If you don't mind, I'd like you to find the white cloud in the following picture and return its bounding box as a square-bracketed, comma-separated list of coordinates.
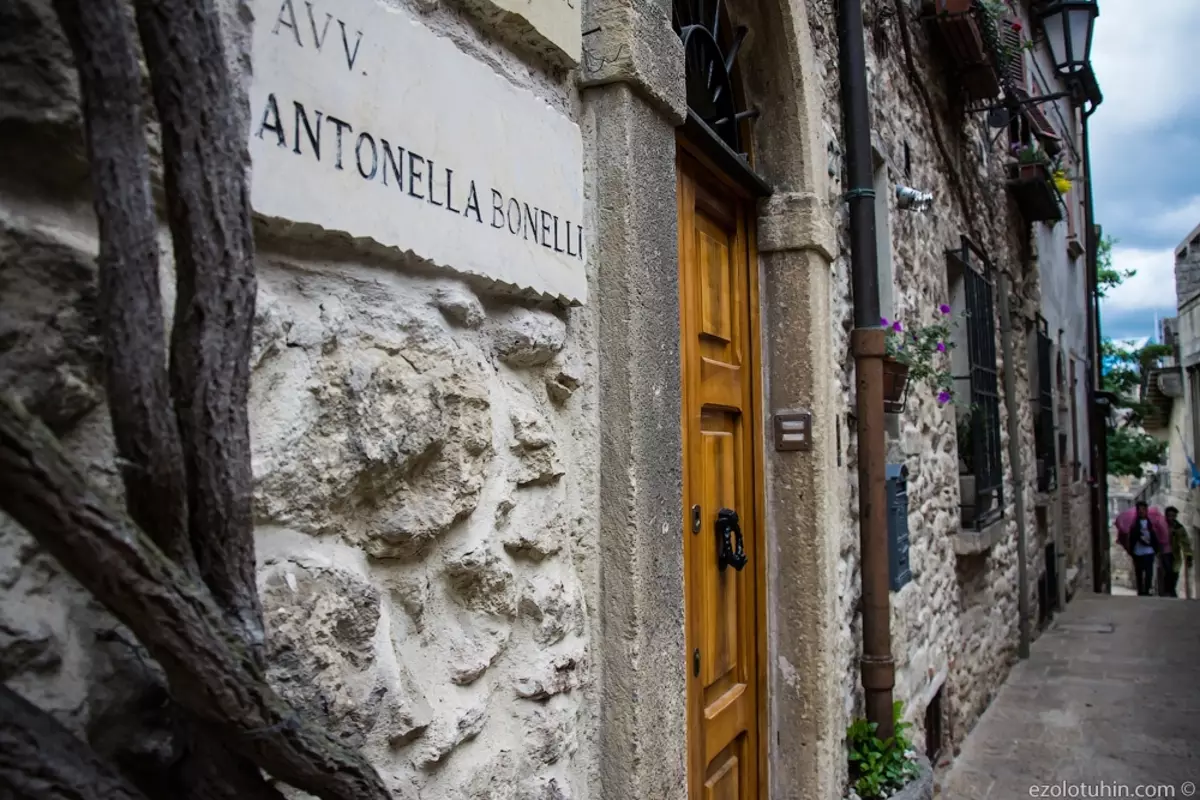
[1147, 195, 1200, 243]
[1104, 195, 1200, 249]
[1090, 0, 1200, 138]
[1100, 246, 1179, 313]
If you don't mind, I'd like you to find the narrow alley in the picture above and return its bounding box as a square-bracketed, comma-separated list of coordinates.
[940, 595, 1200, 798]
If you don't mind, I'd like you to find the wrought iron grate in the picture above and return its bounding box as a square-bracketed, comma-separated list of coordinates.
[950, 237, 1004, 530]
[1035, 318, 1057, 493]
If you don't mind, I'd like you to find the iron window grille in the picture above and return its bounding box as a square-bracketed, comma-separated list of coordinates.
[672, 0, 771, 197]
[949, 237, 1004, 531]
[1035, 318, 1057, 493]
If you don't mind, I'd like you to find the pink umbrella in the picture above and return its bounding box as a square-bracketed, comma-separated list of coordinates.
[1115, 506, 1170, 552]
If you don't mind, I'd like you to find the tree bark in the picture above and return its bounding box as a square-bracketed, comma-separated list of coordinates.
[48, 8, 288, 800]
[50, 0, 192, 575]
[0, 684, 150, 800]
[132, 0, 263, 659]
[0, 396, 391, 800]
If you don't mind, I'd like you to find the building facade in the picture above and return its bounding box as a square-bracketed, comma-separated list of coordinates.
[1122, 226, 1200, 597]
[0, 0, 1102, 798]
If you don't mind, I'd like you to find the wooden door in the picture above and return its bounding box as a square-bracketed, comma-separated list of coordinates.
[677, 144, 764, 800]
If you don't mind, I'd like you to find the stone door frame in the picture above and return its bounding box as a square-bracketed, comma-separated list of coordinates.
[581, 0, 843, 794]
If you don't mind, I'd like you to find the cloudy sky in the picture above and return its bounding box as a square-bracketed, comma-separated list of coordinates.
[1091, 0, 1200, 341]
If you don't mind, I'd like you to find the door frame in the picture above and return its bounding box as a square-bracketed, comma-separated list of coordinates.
[676, 130, 770, 799]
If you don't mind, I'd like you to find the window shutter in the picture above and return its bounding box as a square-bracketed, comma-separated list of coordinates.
[999, 16, 1026, 88]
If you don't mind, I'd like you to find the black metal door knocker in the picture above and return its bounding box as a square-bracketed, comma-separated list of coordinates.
[715, 508, 747, 571]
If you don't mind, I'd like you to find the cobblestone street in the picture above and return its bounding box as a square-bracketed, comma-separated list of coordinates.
[939, 594, 1200, 799]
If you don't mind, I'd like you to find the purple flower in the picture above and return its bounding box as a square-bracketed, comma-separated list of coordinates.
[937, 390, 953, 405]
[892, 320, 903, 332]
[936, 341, 947, 353]
[939, 303, 952, 315]
[880, 317, 890, 328]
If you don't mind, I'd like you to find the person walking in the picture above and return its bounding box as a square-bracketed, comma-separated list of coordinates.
[1164, 506, 1194, 598]
[1116, 501, 1171, 596]
[1125, 501, 1162, 596]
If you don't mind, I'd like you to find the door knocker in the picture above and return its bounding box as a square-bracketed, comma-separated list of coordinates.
[715, 507, 747, 571]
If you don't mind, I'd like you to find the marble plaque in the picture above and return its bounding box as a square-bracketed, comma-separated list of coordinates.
[249, 0, 587, 304]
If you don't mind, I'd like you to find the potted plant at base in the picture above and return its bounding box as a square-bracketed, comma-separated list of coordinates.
[881, 305, 962, 414]
[846, 702, 930, 800]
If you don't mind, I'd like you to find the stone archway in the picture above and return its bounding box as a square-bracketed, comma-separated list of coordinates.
[716, 0, 846, 796]
[581, 0, 839, 792]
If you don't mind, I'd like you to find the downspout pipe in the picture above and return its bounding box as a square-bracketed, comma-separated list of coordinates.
[998, 273, 1031, 659]
[1082, 99, 1106, 592]
[838, 0, 894, 739]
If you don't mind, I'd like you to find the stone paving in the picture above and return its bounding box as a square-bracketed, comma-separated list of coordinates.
[938, 594, 1200, 799]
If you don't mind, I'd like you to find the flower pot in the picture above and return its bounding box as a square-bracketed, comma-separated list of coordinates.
[1017, 162, 1044, 181]
[882, 358, 910, 413]
[1007, 161, 1063, 223]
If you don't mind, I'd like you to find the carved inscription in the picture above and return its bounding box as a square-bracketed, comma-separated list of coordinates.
[249, 0, 588, 302]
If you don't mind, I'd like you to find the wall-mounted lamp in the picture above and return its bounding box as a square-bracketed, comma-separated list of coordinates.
[1035, 0, 1098, 85]
[896, 185, 933, 212]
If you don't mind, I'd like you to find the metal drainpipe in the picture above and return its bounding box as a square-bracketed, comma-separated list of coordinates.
[1082, 102, 1108, 592]
[998, 273, 1031, 659]
[1055, 330, 1068, 611]
[838, 0, 894, 739]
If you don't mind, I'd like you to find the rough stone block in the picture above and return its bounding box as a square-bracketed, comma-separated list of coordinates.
[577, 0, 686, 124]
[757, 191, 837, 260]
[260, 559, 432, 749]
[493, 307, 567, 367]
[0, 0, 87, 195]
[249, 270, 493, 559]
[0, 214, 101, 433]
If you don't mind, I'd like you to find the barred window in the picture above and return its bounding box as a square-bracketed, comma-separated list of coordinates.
[1034, 318, 1057, 492]
[947, 237, 1004, 531]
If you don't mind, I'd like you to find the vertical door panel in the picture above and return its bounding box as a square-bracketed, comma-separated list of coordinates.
[678, 148, 761, 800]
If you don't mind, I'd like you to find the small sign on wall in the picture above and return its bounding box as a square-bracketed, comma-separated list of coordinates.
[887, 463, 912, 592]
[249, 0, 588, 304]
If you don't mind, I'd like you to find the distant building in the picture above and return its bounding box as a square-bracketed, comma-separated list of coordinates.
[1175, 222, 1200, 308]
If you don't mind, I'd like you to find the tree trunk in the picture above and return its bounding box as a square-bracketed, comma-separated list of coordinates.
[133, 0, 263, 661]
[0, 1, 393, 798]
[0, 396, 391, 800]
[0, 684, 150, 800]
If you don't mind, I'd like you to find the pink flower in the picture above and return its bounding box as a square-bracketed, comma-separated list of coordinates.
[937, 390, 953, 405]
[880, 317, 890, 328]
[936, 341, 947, 353]
[892, 320, 903, 332]
[939, 303, 952, 315]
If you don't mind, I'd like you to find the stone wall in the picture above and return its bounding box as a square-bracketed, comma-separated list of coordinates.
[0, 1, 599, 798]
[807, 0, 1044, 767]
[1065, 481, 1093, 594]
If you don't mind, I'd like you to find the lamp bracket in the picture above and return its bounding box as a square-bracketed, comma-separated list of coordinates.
[972, 90, 1074, 115]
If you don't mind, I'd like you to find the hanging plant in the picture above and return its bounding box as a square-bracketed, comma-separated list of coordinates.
[1051, 168, 1072, 194]
[881, 304, 967, 407]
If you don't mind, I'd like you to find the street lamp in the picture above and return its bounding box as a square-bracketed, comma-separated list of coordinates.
[1036, 0, 1099, 82]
